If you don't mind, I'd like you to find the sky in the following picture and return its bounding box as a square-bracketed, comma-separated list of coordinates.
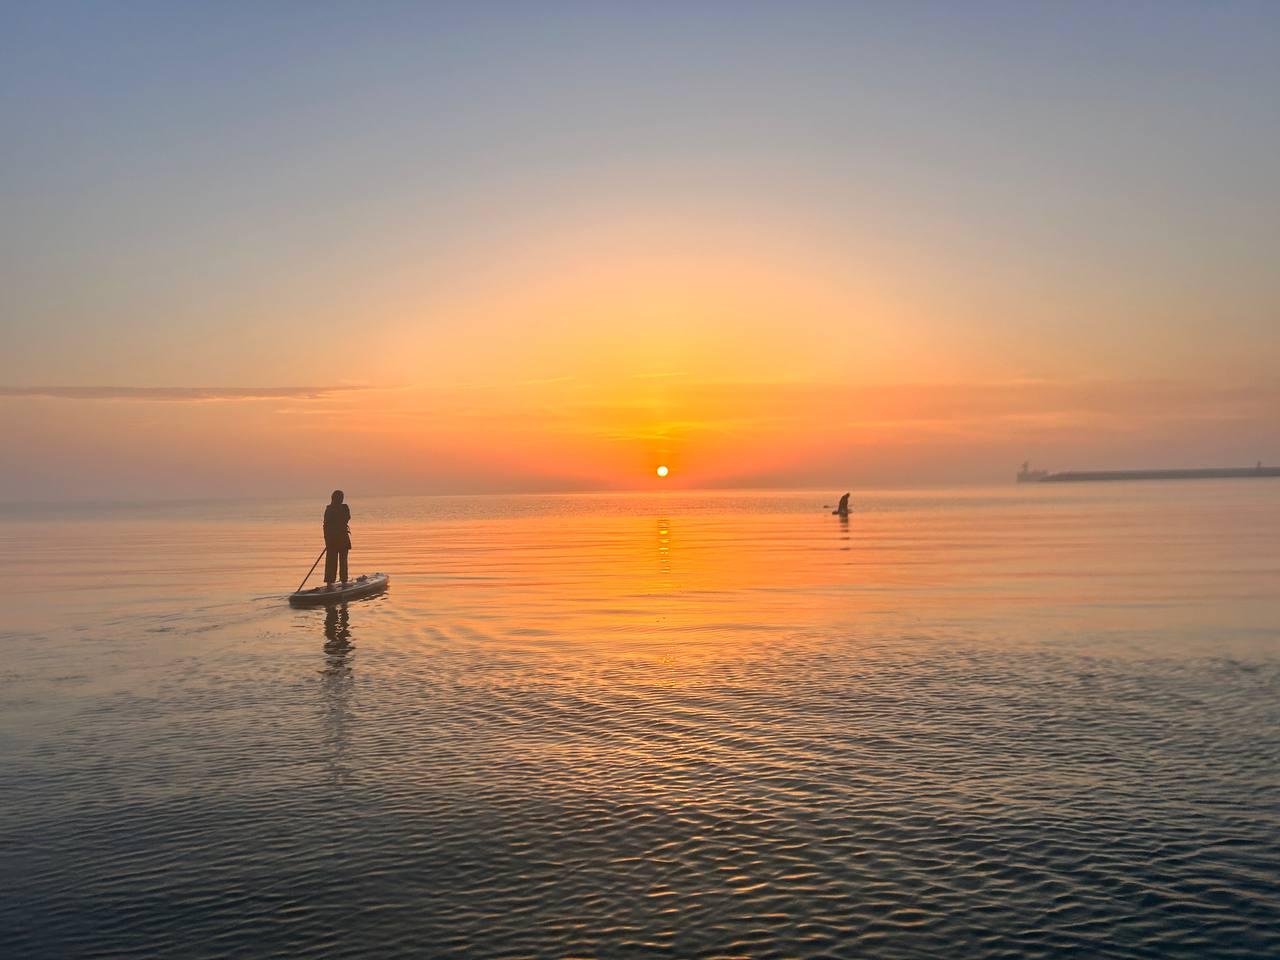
[3, 1, 1278, 499]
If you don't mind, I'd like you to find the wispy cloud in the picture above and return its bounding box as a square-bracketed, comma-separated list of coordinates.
[0, 386, 367, 403]
[517, 375, 577, 386]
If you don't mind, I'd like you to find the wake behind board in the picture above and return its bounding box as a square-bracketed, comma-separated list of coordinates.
[289, 572, 389, 607]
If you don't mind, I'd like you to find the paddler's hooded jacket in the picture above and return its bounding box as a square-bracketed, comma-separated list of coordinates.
[323, 502, 351, 550]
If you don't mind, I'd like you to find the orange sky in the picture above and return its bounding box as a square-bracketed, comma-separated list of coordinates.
[5, 372, 1278, 499]
[4, 6, 1279, 499]
[3, 208, 1279, 499]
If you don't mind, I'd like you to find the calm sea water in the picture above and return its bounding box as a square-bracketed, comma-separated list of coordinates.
[2, 484, 1278, 958]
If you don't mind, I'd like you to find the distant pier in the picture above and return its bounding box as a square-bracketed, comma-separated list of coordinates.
[1019, 463, 1280, 483]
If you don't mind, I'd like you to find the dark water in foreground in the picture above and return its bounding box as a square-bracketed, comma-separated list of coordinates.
[2, 485, 1278, 958]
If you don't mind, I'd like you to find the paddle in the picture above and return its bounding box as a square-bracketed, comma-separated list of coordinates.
[296, 547, 327, 593]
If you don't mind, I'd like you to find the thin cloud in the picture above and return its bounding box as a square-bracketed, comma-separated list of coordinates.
[517, 375, 577, 386]
[0, 386, 367, 403]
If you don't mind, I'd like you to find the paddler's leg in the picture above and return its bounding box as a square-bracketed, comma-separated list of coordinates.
[338, 548, 349, 584]
[324, 546, 338, 585]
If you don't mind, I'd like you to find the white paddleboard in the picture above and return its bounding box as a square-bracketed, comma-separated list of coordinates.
[289, 572, 389, 606]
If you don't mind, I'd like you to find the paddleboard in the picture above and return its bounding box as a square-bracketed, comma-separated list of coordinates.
[289, 572, 389, 607]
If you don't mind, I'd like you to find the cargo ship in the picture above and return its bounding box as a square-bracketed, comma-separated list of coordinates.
[1017, 461, 1280, 483]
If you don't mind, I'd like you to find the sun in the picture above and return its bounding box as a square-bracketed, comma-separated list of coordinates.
[656, 465, 669, 478]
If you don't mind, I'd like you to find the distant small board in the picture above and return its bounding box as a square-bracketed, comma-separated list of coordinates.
[289, 572, 389, 607]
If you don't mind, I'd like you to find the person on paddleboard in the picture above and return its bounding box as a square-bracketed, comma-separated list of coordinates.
[323, 490, 352, 586]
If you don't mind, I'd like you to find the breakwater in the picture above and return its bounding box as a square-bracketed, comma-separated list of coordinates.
[1040, 466, 1280, 483]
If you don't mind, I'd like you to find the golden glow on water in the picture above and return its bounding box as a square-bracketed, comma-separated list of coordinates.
[5, 484, 1277, 658]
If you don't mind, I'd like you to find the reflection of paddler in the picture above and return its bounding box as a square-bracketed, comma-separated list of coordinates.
[324, 603, 352, 654]
[832, 492, 850, 516]
[320, 603, 354, 784]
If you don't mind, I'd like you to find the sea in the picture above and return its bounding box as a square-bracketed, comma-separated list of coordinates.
[2, 483, 1277, 958]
